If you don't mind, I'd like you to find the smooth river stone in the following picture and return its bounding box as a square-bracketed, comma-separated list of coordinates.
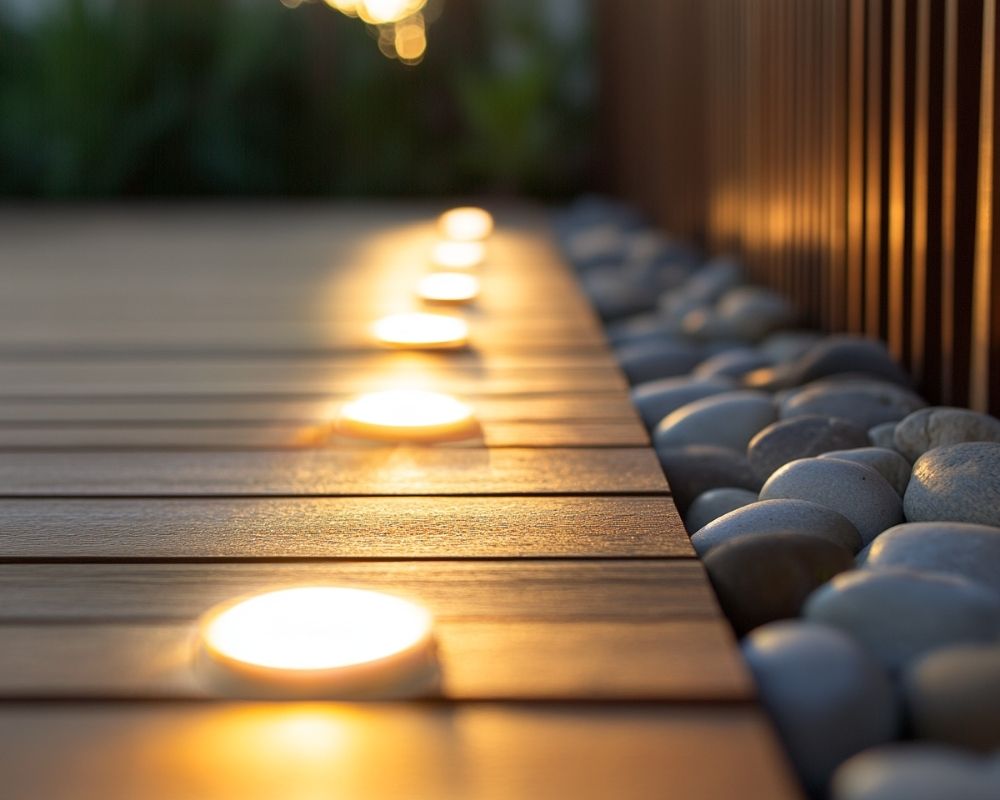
[904, 442, 1000, 527]
[691, 498, 863, 556]
[630, 376, 733, 429]
[832, 744, 1000, 800]
[819, 448, 912, 496]
[861, 522, 1000, 593]
[904, 644, 1000, 751]
[654, 390, 777, 452]
[748, 415, 871, 482]
[655, 444, 763, 515]
[713, 286, 796, 341]
[677, 256, 744, 305]
[743, 621, 898, 797]
[804, 568, 1000, 671]
[758, 330, 826, 363]
[868, 422, 898, 451]
[893, 406, 1000, 461]
[692, 348, 772, 380]
[616, 340, 703, 384]
[704, 532, 854, 635]
[760, 458, 903, 544]
[684, 487, 759, 532]
[788, 336, 913, 387]
[780, 381, 926, 429]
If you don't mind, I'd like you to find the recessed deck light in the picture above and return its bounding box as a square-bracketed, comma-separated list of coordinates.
[438, 207, 494, 241]
[337, 389, 478, 441]
[430, 240, 486, 269]
[416, 272, 480, 303]
[372, 312, 468, 349]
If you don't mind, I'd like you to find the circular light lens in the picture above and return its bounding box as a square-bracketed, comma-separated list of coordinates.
[438, 207, 494, 241]
[416, 272, 480, 303]
[430, 240, 486, 270]
[371, 313, 469, 349]
[337, 389, 478, 441]
[197, 586, 437, 699]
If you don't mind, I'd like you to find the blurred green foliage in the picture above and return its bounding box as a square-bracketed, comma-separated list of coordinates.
[0, 0, 593, 197]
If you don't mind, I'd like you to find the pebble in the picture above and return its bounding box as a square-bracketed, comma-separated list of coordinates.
[684, 487, 759, 533]
[713, 286, 796, 340]
[655, 444, 763, 514]
[691, 498, 863, 556]
[616, 340, 703, 384]
[832, 744, 1000, 800]
[748, 415, 871, 483]
[705, 533, 855, 635]
[860, 522, 1000, 593]
[893, 406, 1000, 461]
[904, 644, 1000, 751]
[630, 376, 733, 429]
[677, 256, 744, 305]
[804, 568, 1000, 671]
[743, 621, 898, 796]
[819, 448, 912, 496]
[760, 458, 903, 544]
[787, 336, 913, 387]
[868, 422, 898, 451]
[904, 442, 1000, 527]
[654, 390, 776, 452]
[692, 349, 772, 380]
[758, 330, 826, 363]
[779, 380, 926, 429]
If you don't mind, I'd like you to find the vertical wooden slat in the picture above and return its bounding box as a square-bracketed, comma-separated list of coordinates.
[847, 0, 868, 333]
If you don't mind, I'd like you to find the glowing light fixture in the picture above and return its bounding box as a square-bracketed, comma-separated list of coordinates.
[357, 0, 426, 24]
[438, 207, 494, 242]
[337, 389, 478, 441]
[416, 272, 480, 303]
[371, 312, 468, 349]
[197, 586, 437, 699]
[431, 240, 486, 270]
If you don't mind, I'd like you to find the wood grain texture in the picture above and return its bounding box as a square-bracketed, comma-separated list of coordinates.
[0, 395, 639, 423]
[0, 561, 718, 622]
[0, 448, 669, 496]
[0, 496, 690, 559]
[0, 619, 751, 701]
[0, 420, 649, 449]
[0, 703, 801, 800]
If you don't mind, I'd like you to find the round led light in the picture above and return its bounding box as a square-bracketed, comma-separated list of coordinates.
[438, 207, 494, 241]
[416, 272, 480, 303]
[337, 389, 479, 441]
[430, 240, 486, 270]
[371, 312, 469, 349]
[197, 586, 437, 699]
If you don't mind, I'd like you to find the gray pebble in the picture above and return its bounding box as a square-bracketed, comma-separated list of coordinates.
[684, 487, 759, 533]
[616, 340, 703, 384]
[759, 330, 826, 363]
[780, 381, 926, 429]
[904, 644, 1000, 751]
[692, 349, 772, 380]
[894, 406, 1000, 462]
[705, 533, 855, 635]
[904, 442, 1000, 527]
[630, 376, 733, 429]
[654, 390, 776, 452]
[748, 415, 871, 482]
[789, 336, 913, 387]
[691, 498, 863, 556]
[832, 744, 1000, 800]
[760, 458, 903, 544]
[804, 568, 1000, 671]
[819, 448, 912, 496]
[744, 621, 898, 797]
[868, 422, 898, 451]
[655, 444, 763, 514]
[861, 521, 1000, 593]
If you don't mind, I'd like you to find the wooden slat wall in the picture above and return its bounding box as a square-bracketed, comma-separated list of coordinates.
[598, 0, 1000, 414]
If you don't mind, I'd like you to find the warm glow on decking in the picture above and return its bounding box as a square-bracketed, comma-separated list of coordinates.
[337, 389, 478, 441]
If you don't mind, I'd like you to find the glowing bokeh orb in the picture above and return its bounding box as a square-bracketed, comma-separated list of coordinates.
[431, 240, 486, 270]
[337, 389, 478, 441]
[416, 272, 480, 303]
[371, 313, 468, 349]
[197, 586, 437, 698]
[438, 207, 494, 242]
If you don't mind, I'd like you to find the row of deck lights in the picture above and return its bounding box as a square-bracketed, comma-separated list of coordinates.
[197, 206, 495, 698]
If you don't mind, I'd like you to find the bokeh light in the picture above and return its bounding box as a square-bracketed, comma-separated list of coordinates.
[371, 312, 469, 349]
[416, 272, 480, 303]
[438, 207, 495, 241]
[431, 240, 486, 270]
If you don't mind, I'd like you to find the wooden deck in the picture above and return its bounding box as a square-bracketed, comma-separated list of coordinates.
[0, 204, 800, 799]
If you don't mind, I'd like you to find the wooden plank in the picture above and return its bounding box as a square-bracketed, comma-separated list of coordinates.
[0, 619, 750, 701]
[0, 496, 691, 559]
[0, 395, 639, 423]
[0, 561, 717, 622]
[0, 703, 801, 800]
[0, 448, 668, 496]
[0, 420, 649, 449]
